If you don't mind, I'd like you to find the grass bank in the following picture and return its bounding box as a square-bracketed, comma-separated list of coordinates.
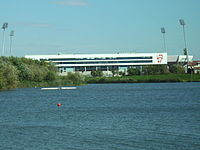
[18, 78, 86, 89]
[86, 74, 200, 84]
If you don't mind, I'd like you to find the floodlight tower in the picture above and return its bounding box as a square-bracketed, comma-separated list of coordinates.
[9, 30, 14, 56]
[1, 23, 8, 56]
[179, 19, 189, 72]
[161, 27, 167, 52]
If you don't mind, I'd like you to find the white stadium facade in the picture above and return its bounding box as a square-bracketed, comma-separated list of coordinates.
[25, 53, 193, 76]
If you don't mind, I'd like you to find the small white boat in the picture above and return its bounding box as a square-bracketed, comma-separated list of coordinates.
[41, 87, 60, 90]
[41, 87, 77, 90]
[60, 87, 77, 90]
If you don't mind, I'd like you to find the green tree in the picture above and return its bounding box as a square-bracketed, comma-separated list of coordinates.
[9, 57, 34, 81]
[65, 72, 85, 85]
[143, 65, 169, 75]
[111, 69, 118, 77]
[0, 71, 5, 89]
[127, 67, 140, 76]
[0, 62, 18, 90]
[169, 64, 185, 74]
[45, 71, 57, 81]
[91, 70, 103, 77]
[119, 71, 126, 76]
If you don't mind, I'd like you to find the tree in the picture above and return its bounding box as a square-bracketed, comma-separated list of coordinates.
[0, 62, 18, 90]
[111, 69, 118, 77]
[0, 71, 5, 90]
[143, 65, 169, 75]
[66, 72, 85, 85]
[119, 71, 126, 76]
[91, 70, 103, 77]
[45, 71, 57, 81]
[169, 64, 185, 74]
[127, 67, 140, 76]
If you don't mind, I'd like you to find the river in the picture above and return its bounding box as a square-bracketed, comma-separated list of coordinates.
[0, 83, 200, 150]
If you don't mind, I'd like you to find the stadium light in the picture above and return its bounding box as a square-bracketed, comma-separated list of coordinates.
[179, 19, 189, 72]
[179, 19, 186, 26]
[161, 27, 167, 52]
[9, 30, 14, 56]
[2, 23, 8, 30]
[1, 22, 8, 56]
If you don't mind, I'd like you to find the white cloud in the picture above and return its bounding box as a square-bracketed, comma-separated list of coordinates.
[54, 0, 88, 6]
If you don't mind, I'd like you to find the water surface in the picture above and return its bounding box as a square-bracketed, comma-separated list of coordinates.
[0, 83, 200, 150]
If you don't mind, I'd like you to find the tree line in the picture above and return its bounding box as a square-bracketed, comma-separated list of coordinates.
[0, 56, 191, 90]
[90, 64, 185, 77]
[0, 57, 85, 90]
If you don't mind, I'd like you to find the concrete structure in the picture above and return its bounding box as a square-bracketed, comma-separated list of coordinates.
[167, 55, 193, 65]
[25, 53, 167, 76]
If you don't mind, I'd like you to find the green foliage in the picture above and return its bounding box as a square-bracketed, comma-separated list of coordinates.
[91, 70, 103, 77]
[87, 74, 200, 83]
[60, 72, 85, 85]
[127, 67, 140, 76]
[45, 71, 57, 81]
[0, 56, 87, 90]
[65, 72, 85, 85]
[0, 57, 59, 90]
[19, 63, 34, 81]
[143, 65, 169, 75]
[119, 71, 126, 76]
[0, 60, 18, 90]
[169, 64, 185, 74]
[111, 69, 118, 77]
[0, 72, 3, 89]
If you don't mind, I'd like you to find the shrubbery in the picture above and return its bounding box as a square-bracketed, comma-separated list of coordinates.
[143, 65, 169, 75]
[91, 70, 103, 77]
[0, 56, 85, 90]
[1, 56, 196, 90]
[0, 60, 18, 90]
[127, 67, 140, 76]
[169, 64, 185, 74]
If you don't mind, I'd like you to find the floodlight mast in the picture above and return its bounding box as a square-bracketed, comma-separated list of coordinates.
[10, 30, 14, 56]
[1, 23, 8, 56]
[179, 19, 189, 72]
[161, 27, 167, 52]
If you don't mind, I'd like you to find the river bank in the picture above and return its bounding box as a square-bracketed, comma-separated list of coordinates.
[86, 74, 200, 83]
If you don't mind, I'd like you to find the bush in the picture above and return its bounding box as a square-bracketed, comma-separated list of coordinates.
[63, 72, 85, 85]
[0, 57, 86, 90]
[0, 61, 18, 90]
[127, 67, 140, 76]
[45, 71, 57, 81]
[119, 71, 126, 76]
[169, 64, 185, 74]
[143, 65, 169, 75]
[91, 70, 103, 77]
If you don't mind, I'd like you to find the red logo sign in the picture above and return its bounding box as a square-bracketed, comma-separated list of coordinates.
[157, 54, 163, 63]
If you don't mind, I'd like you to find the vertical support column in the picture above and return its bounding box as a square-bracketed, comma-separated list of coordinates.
[140, 66, 143, 75]
[107, 66, 109, 77]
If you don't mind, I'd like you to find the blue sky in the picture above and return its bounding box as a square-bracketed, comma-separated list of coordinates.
[0, 0, 200, 59]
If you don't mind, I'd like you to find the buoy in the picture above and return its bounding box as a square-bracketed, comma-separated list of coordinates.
[57, 103, 62, 107]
